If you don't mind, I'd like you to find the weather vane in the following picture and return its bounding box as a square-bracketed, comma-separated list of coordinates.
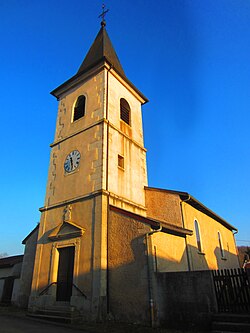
[98, 3, 109, 26]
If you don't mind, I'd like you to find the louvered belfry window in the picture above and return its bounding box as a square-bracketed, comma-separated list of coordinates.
[120, 98, 130, 125]
[73, 95, 86, 121]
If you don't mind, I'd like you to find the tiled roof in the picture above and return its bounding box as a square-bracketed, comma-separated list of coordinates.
[0, 255, 23, 268]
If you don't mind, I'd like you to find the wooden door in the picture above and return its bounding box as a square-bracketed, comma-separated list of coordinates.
[2, 277, 14, 303]
[56, 246, 75, 302]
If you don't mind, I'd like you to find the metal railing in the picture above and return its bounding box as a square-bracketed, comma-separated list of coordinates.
[38, 281, 87, 299]
[39, 282, 57, 296]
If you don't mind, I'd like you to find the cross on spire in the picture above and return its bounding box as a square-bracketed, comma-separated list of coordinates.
[98, 3, 109, 27]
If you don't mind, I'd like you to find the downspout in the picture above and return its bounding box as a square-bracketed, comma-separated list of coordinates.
[180, 195, 191, 271]
[145, 224, 162, 328]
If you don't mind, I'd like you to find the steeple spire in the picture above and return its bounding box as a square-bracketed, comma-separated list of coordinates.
[77, 23, 125, 77]
[51, 16, 148, 103]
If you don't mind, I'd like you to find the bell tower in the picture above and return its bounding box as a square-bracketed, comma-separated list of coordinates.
[29, 21, 148, 320]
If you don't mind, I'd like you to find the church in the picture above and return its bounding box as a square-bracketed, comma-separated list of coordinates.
[1, 18, 240, 328]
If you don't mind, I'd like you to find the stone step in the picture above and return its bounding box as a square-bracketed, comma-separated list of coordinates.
[27, 312, 82, 324]
[212, 321, 250, 333]
[212, 313, 250, 324]
[211, 330, 243, 333]
[27, 313, 72, 323]
[39, 306, 77, 315]
[27, 303, 82, 324]
[34, 310, 80, 318]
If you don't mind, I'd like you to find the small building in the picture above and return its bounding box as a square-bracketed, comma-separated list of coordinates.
[0, 255, 23, 304]
[0, 225, 39, 308]
[18, 224, 39, 308]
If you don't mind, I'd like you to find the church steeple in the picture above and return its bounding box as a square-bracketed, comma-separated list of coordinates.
[29, 19, 149, 320]
[77, 24, 126, 78]
[51, 23, 147, 103]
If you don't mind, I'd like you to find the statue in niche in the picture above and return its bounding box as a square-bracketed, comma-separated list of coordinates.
[63, 204, 72, 222]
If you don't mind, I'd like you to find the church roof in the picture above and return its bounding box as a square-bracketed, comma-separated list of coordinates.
[77, 24, 125, 77]
[110, 205, 193, 237]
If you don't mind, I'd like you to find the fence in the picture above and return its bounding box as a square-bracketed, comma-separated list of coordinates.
[212, 268, 250, 313]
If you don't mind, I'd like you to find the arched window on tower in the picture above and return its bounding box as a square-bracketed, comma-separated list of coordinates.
[194, 219, 202, 253]
[73, 95, 86, 122]
[120, 98, 130, 125]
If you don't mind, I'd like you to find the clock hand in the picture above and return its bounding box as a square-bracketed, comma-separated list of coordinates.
[70, 157, 73, 169]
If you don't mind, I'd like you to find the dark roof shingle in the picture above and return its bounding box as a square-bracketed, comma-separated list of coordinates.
[0, 255, 23, 268]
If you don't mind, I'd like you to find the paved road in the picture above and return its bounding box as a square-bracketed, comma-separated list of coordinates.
[0, 313, 89, 333]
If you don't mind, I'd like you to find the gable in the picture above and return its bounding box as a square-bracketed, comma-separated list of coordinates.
[48, 221, 85, 241]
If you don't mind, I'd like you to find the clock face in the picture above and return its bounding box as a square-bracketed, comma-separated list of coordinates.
[64, 150, 81, 173]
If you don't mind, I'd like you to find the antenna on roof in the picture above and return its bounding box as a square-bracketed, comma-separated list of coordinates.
[98, 3, 109, 27]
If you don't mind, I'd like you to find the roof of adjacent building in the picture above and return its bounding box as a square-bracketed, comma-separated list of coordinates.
[110, 205, 193, 237]
[145, 186, 237, 231]
[22, 224, 39, 244]
[0, 255, 23, 269]
[51, 24, 148, 103]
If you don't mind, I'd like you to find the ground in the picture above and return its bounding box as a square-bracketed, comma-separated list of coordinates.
[0, 306, 209, 333]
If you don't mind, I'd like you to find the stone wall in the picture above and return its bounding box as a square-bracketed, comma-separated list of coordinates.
[157, 270, 217, 330]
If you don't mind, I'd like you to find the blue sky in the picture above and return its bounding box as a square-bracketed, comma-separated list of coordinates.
[0, 0, 250, 255]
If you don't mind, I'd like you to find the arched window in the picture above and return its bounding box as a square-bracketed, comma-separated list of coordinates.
[120, 98, 130, 125]
[73, 95, 86, 122]
[194, 219, 202, 253]
[218, 231, 225, 258]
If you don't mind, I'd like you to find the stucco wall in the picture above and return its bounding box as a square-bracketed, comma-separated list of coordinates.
[0, 262, 22, 304]
[182, 202, 239, 270]
[108, 72, 145, 146]
[29, 194, 108, 321]
[54, 72, 105, 142]
[152, 232, 189, 272]
[145, 188, 183, 228]
[0, 267, 12, 278]
[11, 279, 21, 304]
[45, 71, 105, 207]
[108, 209, 150, 324]
[107, 71, 148, 209]
[45, 123, 104, 206]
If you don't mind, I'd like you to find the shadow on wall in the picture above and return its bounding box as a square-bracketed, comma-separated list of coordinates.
[185, 239, 239, 271]
[28, 231, 150, 324]
[156, 239, 239, 273]
[214, 246, 240, 270]
[27, 226, 239, 327]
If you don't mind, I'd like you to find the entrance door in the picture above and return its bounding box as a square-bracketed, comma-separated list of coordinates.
[2, 277, 15, 303]
[56, 246, 75, 302]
